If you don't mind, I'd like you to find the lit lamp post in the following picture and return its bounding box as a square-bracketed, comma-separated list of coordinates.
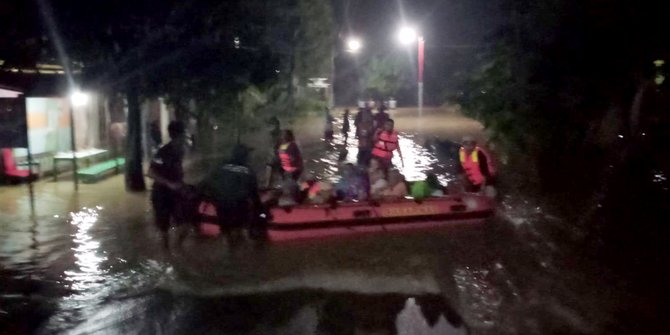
[69, 90, 89, 190]
[346, 37, 362, 54]
[329, 37, 362, 108]
[397, 26, 424, 117]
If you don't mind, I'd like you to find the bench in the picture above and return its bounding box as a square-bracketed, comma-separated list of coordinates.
[77, 158, 125, 183]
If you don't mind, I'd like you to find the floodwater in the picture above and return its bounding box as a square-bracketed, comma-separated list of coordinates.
[0, 109, 664, 334]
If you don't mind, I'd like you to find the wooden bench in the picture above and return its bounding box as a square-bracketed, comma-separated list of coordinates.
[77, 158, 125, 183]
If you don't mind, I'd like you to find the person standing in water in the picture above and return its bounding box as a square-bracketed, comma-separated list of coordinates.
[147, 121, 186, 249]
[324, 108, 335, 140]
[278, 129, 304, 181]
[371, 119, 404, 170]
[264, 117, 282, 187]
[457, 135, 496, 194]
[342, 109, 351, 140]
[198, 144, 265, 240]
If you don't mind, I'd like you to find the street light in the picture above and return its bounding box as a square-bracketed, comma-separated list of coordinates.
[69, 90, 89, 190]
[397, 25, 424, 117]
[346, 37, 362, 53]
[397, 26, 418, 45]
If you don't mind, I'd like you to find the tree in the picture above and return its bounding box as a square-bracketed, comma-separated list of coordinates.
[363, 53, 413, 100]
[459, 0, 669, 193]
[47, 0, 282, 190]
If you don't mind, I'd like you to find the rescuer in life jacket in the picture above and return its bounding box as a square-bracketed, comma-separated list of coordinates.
[277, 129, 304, 181]
[371, 119, 404, 170]
[457, 136, 497, 195]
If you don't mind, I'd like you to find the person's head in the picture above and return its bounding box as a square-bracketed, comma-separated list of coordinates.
[383, 119, 395, 132]
[462, 135, 477, 153]
[168, 121, 185, 140]
[344, 108, 350, 115]
[282, 129, 295, 143]
[230, 144, 253, 165]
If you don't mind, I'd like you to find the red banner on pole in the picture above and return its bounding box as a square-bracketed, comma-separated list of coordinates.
[418, 37, 425, 83]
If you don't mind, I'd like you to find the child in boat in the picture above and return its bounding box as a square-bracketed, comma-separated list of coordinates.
[299, 174, 334, 204]
[335, 163, 369, 201]
[410, 173, 445, 200]
[378, 169, 408, 200]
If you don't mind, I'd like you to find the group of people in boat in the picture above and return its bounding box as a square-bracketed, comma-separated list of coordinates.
[147, 106, 496, 247]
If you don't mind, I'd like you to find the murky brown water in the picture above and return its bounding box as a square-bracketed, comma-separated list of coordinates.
[0, 109, 642, 334]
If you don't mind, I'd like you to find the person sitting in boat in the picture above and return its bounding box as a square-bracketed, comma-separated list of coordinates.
[457, 136, 497, 194]
[410, 173, 445, 200]
[197, 144, 264, 235]
[300, 174, 334, 204]
[377, 169, 408, 200]
[368, 157, 388, 197]
[335, 163, 369, 201]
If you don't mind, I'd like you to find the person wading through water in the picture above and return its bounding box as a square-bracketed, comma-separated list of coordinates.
[277, 129, 303, 181]
[197, 144, 266, 242]
[147, 121, 187, 249]
[457, 135, 497, 196]
[371, 118, 404, 170]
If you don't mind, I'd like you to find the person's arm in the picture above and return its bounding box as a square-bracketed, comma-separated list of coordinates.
[396, 140, 404, 167]
[146, 164, 182, 190]
[289, 143, 303, 169]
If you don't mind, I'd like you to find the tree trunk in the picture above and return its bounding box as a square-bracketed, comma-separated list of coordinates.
[125, 87, 146, 192]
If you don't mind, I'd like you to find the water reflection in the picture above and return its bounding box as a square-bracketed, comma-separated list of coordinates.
[453, 267, 502, 329]
[309, 116, 456, 186]
[64, 206, 107, 292]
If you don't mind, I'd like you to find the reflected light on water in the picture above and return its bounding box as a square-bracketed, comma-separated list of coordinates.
[310, 116, 457, 185]
[393, 133, 439, 182]
[64, 207, 108, 292]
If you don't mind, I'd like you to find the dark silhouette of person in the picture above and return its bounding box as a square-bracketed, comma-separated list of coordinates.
[147, 121, 186, 249]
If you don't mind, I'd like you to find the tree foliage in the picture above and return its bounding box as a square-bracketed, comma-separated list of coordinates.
[460, 0, 669, 192]
[363, 53, 413, 99]
[24, 0, 335, 189]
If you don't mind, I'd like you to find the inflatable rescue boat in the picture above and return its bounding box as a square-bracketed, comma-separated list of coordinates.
[199, 194, 495, 241]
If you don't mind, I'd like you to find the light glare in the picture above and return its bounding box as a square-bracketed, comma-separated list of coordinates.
[397, 26, 418, 45]
[346, 37, 362, 53]
[70, 91, 89, 107]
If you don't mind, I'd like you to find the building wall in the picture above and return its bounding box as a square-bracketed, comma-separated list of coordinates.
[25, 97, 71, 155]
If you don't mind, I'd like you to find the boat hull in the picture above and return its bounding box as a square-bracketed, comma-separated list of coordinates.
[267, 194, 494, 241]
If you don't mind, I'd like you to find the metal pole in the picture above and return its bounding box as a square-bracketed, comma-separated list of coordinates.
[27, 139, 36, 217]
[418, 36, 425, 118]
[69, 105, 78, 190]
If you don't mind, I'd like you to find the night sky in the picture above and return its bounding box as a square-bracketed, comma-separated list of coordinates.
[336, 0, 502, 49]
[332, 0, 504, 105]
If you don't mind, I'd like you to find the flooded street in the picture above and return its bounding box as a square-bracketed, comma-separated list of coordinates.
[0, 109, 655, 334]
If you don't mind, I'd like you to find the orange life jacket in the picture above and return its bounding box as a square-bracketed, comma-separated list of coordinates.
[459, 146, 495, 185]
[278, 142, 298, 172]
[371, 130, 399, 160]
